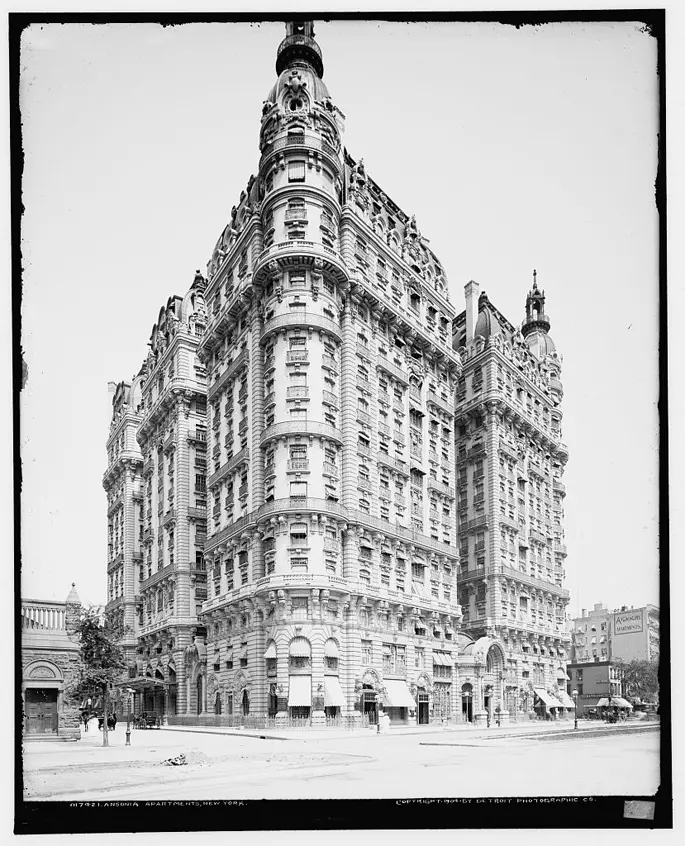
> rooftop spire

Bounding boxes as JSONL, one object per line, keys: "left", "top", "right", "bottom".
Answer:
{"left": 276, "top": 20, "right": 324, "bottom": 79}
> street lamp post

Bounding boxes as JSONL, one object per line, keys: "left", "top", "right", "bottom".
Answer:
{"left": 573, "top": 689, "right": 578, "bottom": 730}
{"left": 125, "top": 688, "right": 134, "bottom": 746}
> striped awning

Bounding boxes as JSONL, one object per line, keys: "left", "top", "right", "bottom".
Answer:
{"left": 324, "top": 676, "right": 345, "bottom": 707}
{"left": 383, "top": 680, "right": 417, "bottom": 709}
{"left": 534, "top": 687, "right": 563, "bottom": 708}
{"left": 289, "top": 637, "right": 311, "bottom": 657}
{"left": 556, "top": 690, "right": 576, "bottom": 708}
{"left": 288, "top": 675, "right": 311, "bottom": 707}
{"left": 324, "top": 639, "right": 339, "bottom": 658}
{"left": 264, "top": 642, "right": 277, "bottom": 659}
{"left": 432, "top": 652, "right": 453, "bottom": 666}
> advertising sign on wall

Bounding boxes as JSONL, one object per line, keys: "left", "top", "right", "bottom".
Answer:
{"left": 614, "top": 610, "right": 643, "bottom": 635}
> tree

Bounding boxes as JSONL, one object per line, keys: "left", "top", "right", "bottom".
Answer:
{"left": 614, "top": 658, "right": 659, "bottom": 706}
{"left": 67, "top": 606, "right": 127, "bottom": 747}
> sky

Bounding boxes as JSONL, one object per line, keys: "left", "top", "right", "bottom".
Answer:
{"left": 17, "top": 17, "right": 661, "bottom": 615}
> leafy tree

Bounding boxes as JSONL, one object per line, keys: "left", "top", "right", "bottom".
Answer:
{"left": 614, "top": 658, "right": 659, "bottom": 705}
{"left": 67, "top": 606, "right": 127, "bottom": 747}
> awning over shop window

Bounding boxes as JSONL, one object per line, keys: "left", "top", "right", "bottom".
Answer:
{"left": 324, "top": 676, "right": 345, "bottom": 707}
{"left": 288, "top": 675, "right": 311, "bottom": 707}
{"left": 264, "top": 642, "right": 277, "bottom": 659}
{"left": 324, "top": 639, "right": 339, "bottom": 658}
{"left": 598, "top": 697, "right": 632, "bottom": 709}
{"left": 239, "top": 645, "right": 248, "bottom": 660}
{"left": 289, "top": 637, "right": 311, "bottom": 657}
{"left": 556, "top": 691, "right": 576, "bottom": 708}
{"left": 432, "top": 652, "right": 453, "bottom": 666}
{"left": 382, "top": 679, "right": 417, "bottom": 709}
{"left": 534, "top": 687, "right": 563, "bottom": 708}
{"left": 556, "top": 668, "right": 570, "bottom": 680}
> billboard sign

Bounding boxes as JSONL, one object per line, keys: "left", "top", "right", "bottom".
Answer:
{"left": 614, "top": 610, "right": 643, "bottom": 635}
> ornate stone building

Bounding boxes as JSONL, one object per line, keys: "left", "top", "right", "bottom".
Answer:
{"left": 195, "top": 21, "right": 468, "bottom": 725}
{"left": 452, "top": 277, "right": 573, "bottom": 718}
{"left": 105, "top": 273, "right": 208, "bottom": 714}
{"left": 21, "top": 585, "right": 82, "bottom": 741}
{"left": 104, "top": 21, "right": 572, "bottom": 727}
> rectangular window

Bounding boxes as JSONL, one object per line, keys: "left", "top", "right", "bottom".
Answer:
{"left": 288, "top": 161, "right": 305, "bottom": 182}
{"left": 290, "top": 481, "right": 307, "bottom": 498}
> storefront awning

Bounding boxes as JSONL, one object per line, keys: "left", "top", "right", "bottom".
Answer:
{"left": 432, "top": 652, "right": 453, "bottom": 666}
{"left": 556, "top": 668, "right": 570, "bottom": 680}
{"left": 598, "top": 697, "right": 632, "bottom": 709}
{"left": 556, "top": 690, "right": 576, "bottom": 708}
{"left": 264, "top": 642, "right": 277, "bottom": 659}
{"left": 383, "top": 679, "right": 416, "bottom": 709}
{"left": 324, "top": 639, "right": 339, "bottom": 658}
{"left": 534, "top": 688, "right": 563, "bottom": 708}
{"left": 324, "top": 676, "right": 345, "bottom": 707}
{"left": 288, "top": 675, "right": 311, "bottom": 707}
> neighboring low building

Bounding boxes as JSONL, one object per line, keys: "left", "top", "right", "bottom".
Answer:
{"left": 21, "top": 585, "right": 82, "bottom": 741}
{"left": 570, "top": 603, "right": 659, "bottom": 663}
{"left": 566, "top": 660, "right": 626, "bottom": 717}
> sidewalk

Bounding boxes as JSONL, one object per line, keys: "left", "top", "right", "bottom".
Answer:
{"left": 158, "top": 716, "right": 659, "bottom": 742}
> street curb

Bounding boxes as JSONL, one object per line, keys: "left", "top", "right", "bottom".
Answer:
{"left": 157, "top": 727, "right": 289, "bottom": 741}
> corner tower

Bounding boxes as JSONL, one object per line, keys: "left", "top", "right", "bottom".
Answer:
{"left": 198, "top": 21, "right": 463, "bottom": 727}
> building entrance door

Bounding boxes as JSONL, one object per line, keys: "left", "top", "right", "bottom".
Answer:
{"left": 361, "top": 689, "right": 378, "bottom": 725}
{"left": 25, "top": 688, "right": 58, "bottom": 734}
{"left": 417, "top": 692, "right": 430, "bottom": 725}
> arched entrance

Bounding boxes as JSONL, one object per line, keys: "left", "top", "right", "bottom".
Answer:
{"left": 461, "top": 683, "right": 474, "bottom": 723}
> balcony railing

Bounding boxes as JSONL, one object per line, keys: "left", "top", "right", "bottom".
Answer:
{"left": 187, "top": 506, "right": 207, "bottom": 519}
{"left": 262, "top": 312, "right": 343, "bottom": 343}
{"left": 286, "top": 350, "right": 309, "bottom": 364}
{"left": 321, "top": 354, "right": 338, "bottom": 372}
{"left": 357, "top": 476, "right": 372, "bottom": 492}
{"left": 322, "top": 390, "right": 339, "bottom": 408}
{"left": 261, "top": 420, "right": 343, "bottom": 446}
{"left": 287, "top": 386, "right": 310, "bottom": 399}
{"left": 426, "top": 390, "right": 454, "bottom": 415}
{"left": 357, "top": 409, "right": 372, "bottom": 425}
{"left": 285, "top": 208, "right": 308, "bottom": 222}
{"left": 287, "top": 459, "right": 310, "bottom": 472}
{"left": 377, "top": 355, "right": 409, "bottom": 385}
{"left": 322, "top": 461, "right": 339, "bottom": 478}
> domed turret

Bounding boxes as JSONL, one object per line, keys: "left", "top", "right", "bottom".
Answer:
{"left": 522, "top": 270, "right": 556, "bottom": 359}
{"left": 266, "top": 21, "right": 330, "bottom": 106}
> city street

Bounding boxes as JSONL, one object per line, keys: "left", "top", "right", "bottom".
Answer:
{"left": 22, "top": 722, "right": 660, "bottom": 802}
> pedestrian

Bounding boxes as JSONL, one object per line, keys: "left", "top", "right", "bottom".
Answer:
{"left": 82, "top": 711, "right": 89, "bottom": 732}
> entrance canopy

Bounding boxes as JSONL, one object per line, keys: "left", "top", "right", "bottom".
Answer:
{"left": 383, "top": 680, "right": 416, "bottom": 709}
{"left": 288, "top": 675, "right": 311, "bottom": 707}
{"left": 118, "top": 677, "right": 166, "bottom": 690}
{"left": 323, "top": 676, "right": 345, "bottom": 707}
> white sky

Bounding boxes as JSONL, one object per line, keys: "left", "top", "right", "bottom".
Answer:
{"left": 17, "top": 17, "right": 661, "bottom": 616}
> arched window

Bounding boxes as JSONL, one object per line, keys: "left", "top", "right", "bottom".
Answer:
{"left": 289, "top": 636, "right": 311, "bottom": 669}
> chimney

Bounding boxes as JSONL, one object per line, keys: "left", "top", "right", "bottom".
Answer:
{"left": 464, "top": 280, "right": 479, "bottom": 342}
{"left": 581, "top": 609, "right": 586, "bottom": 618}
